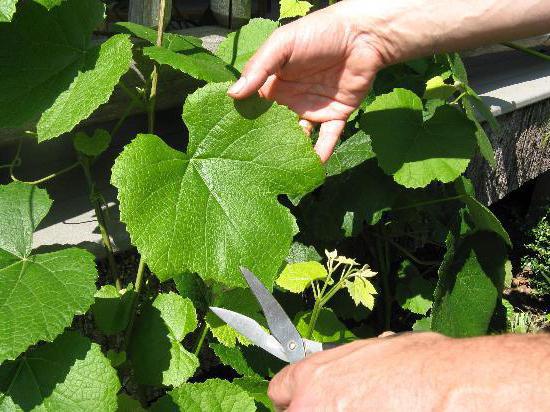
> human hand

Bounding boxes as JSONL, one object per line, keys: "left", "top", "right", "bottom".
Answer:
{"left": 227, "top": 1, "right": 387, "bottom": 162}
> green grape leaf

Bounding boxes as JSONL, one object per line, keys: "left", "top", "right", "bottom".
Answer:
{"left": 112, "top": 82, "right": 324, "bottom": 287}
{"left": 455, "top": 178, "right": 512, "bottom": 246}
{"left": 0, "top": 0, "right": 17, "bottom": 21}
{"left": 114, "top": 21, "right": 203, "bottom": 50}
{"left": 206, "top": 288, "right": 262, "bottom": 347}
{"left": 173, "top": 271, "right": 209, "bottom": 312}
{"left": 0, "top": 331, "right": 119, "bottom": 411}
{"left": 346, "top": 277, "right": 377, "bottom": 310}
{"left": 233, "top": 377, "right": 274, "bottom": 412}
{"left": 151, "top": 379, "right": 256, "bottom": 412}
{"left": 216, "top": 18, "right": 278, "bottom": 72}
{"left": 105, "top": 349, "right": 126, "bottom": 368}
{"left": 395, "top": 260, "right": 434, "bottom": 316}
{"left": 286, "top": 242, "right": 321, "bottom": 263}
{"left": 412, "top": 316, "right": 432, "bottom": 332}
{"left": 295, "top": 308, "right": 356, "bottom": 343}
{"left": 128, "top": 292, "right": 199, "bottom": 386}
{"left": 462, "top": 97, "right": 496, "bottom": 167}
{"left": 143, "top": 43, "right": 237, "bottom": 83}
{"left": 73, "top": 129, "right": 112, "bottom": 157}
{"left": 210, "top": 343, "right": 260, "bottom": 378}
{"left": 325, "top": 130, "right": 375, "bottom": 177}
{"left": 423, "top": 76, "right": 457, "bottom": 100}
{"left": 117, "top": 394, "right": 146, "bottom": 412}
{"left": 298, "top": 159, "right": 401, "bottom": 247}
{"left": 276, "top": 261, "right": 327, "bottom": 293}
{"left": 0, "top": 0, "right": 106, "bottom": 132}
{"left": 91, "top": 284, "right": 134, "bottom": 335}
{"left": 0, "top": 183, "right": 97, "bottom": 363}
{"left": 446, "top": 52, "right": 468, "bottom": 84}
{"left": 279, "top": 0, "right": 312, "bottom": 19}
{"left": 432, "top": 231, "right": 508, "bottom": 337}
{"left": 464, "top": 85, "right": 499, "bottom": 132}
{"left": 362, "top": 88, "right": 477, "bottom": 188}
{"left": 37, "top": 34, "right": 133, "bottom": 141}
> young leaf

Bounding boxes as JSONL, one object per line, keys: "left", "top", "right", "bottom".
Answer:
{"left": 206, "top": 288, "right": 262, "bottom": 347}
{"left": 464, "top": 85, "right": 500, "bottom": 132}
{"left": 234, "top": 377, "right": 274, "bottom": 412}
{"left": 0, "top": 0, "right": 17, "bottom": 21}
{"left": 0, "top": 0, "right": 107, "bottom": 133}
{"left": 128, "top": 292, "right": 199, "bottom": 387}
{"left": 73, "top": 129, "right": 112, "bottom": 157}
{"left": 412, "top": 316, "right": 432, "bottom": 332}
{"left": 423, "top": 76, "right": 457, "bottom": 100}
{"left": 361, "top": 88, "right": 477, "bottom": 188}
{"left": 346, "top": 277, "right": 377, "bottom": 310}
{"left": 37, "top": 34, "right": 133, "bottom": 141}
{"left": 91, "top": 285, "right": 134, "bottom": 335}
{"left": 112, "top": 82, "right": 324, "bottom": 288}
{"left": 432, "top": 231, "right": 508, "bottom": 337}
{"left": 0, "top": 183, "right": 97, "bottom": 363}
{"left": 210, "top": 343, "right": 260, "bottom": 378}
{"left": 0, "top": 331, "right": 120, "bottom": 411}
{"left": 276, "top": 261, "right": 327, "bottom": 293}
{"left": 279, "top": 0, "right": 313, "bottom": 20}
{"left": 216, "top": 18, "right": 278, "bottom": 72}
{"left": 151, "top": 379, "right": 256, "bottom": 412}
{"left": 173, "top": 271, "right": 209, "bottom": 312}
{"left": 295, "top": 308, "right": 356, "bottom": 343}
{"left": 324, "top": 130, "right": 375, "bottom": 177}
{"left": 462, "top": 98, "right": 496, "bottom": 167}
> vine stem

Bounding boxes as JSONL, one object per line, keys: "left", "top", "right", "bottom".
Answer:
{"left": 148, "top": 0, "right": 167, "bottom": 133}
{"left": 193, "top": 323, "right": 210, "bottom": 356}
{"left": 392, "top": 194, "right": 464, "bottom": 212}
{"left": 124, "top": 258, "right": 147, "bottom": 346}
{"left": 80, "top": 157, "right": 121, "bottom": 291}
{"left": 501, "top": 41, "right": 550, "bottom": 62}
{"left": 11, "top": 161, "right": 80, "bottom": 185}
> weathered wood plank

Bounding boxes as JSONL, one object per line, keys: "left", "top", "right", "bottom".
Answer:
{"left": 467, "top": 99, "right": 550, "bottom": 205}
{"left": 128, "top": 0, "right": 172, "bottom": 28}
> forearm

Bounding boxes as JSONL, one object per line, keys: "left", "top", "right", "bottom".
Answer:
{"left": 343, "top": 0, "right": 550, "bottom": 64}
{"left": 440, "top": 334, "right": 550, "bottom": 410}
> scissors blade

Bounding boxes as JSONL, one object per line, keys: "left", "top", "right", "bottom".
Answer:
{"left": 209, "top": 307, "right": 289, "bottom": 362}
{"left": 240, "top": 267, "right": 305, "bottom": 363}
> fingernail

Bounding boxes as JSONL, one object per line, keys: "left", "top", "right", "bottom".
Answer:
{"left": 299, "top": 119, "right": 313, "bottom": 136}
{"left": 228, "top": 77, "right": 247, "bottom": 95}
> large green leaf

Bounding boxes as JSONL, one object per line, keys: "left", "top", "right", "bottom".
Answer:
{"left": 0, "top": 0, "right": 17, "bottom": 21}
{"left": 114, "top": 21, "right": 202, "bottom": 50}
{"left": 0, "top": 183, "right": 97, "bottom": 363}
{"left": 361, "top": 88, "right": 477, "bottom": 188}
{"left": 0, "top": 331, "right": 119, "bottom": 411}
{"left": 324, "top": 130, "right": 375, "bottom": 177}
{"left": 276, "top": 261, "right": 327, "bottom": 293}
{"left": 112, "top": 82, "right": 324, "bottom": 287}
{"left": 151, "top": 379, "right": 256, "bottom": 412}
{"left": 91, "top": 284, "right": 134, "bottom": 335}
{"left": 297, "top": 159, "right": 401, "bottom": 246}
{"left": 432, "top": 231, "right": 508, "bottom": 337}
{"left": 128, "top": 292, "right": 199, "bottom": 386}
{"left": 210, "top": 343, "right": 260, "bottom": 378}
{"left": 37, "top": 34, "right": 132, "bottom": 140}
{"left": 233, "top": 377, "right": 274, "bottom": 412}
{"left": 0, "top": 0, "right": 132, "bottom": 141}
{"left": 216, "top": 18, "right": 278, "bottom": 72}
{"left": 143, "top": 44, "right": 237, "bottom": 83}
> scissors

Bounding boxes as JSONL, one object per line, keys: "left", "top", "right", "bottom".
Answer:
{"left": 210, "top": 267, "right": 340, "bottom": 364}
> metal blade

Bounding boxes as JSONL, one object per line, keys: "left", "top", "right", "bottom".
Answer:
{"left": 240, "top": 267, "right": 305, "bottom": 363}
{"left": 209, "top": 307, "right": 289, "bottom": 362}
{"left": 303, "top": 339, "right": 323, "bottom": 357}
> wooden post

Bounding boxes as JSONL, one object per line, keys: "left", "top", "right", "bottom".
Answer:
{"left": 128, "top": 0, "right": 172, "bottom": 28}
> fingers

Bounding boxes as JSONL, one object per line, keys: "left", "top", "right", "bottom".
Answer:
{"left": 269, "top": 363, "right": 298, "bottom": 411}
{"left": 315, "top": 119, "right": 346, "bottom": 162}
{"left": 228, "top": 29, "right": 293, "bottom": 99}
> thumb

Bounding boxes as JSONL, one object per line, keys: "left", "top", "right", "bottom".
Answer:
{"left": 228, "top": 29, "right": 292, "bottom": 99}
